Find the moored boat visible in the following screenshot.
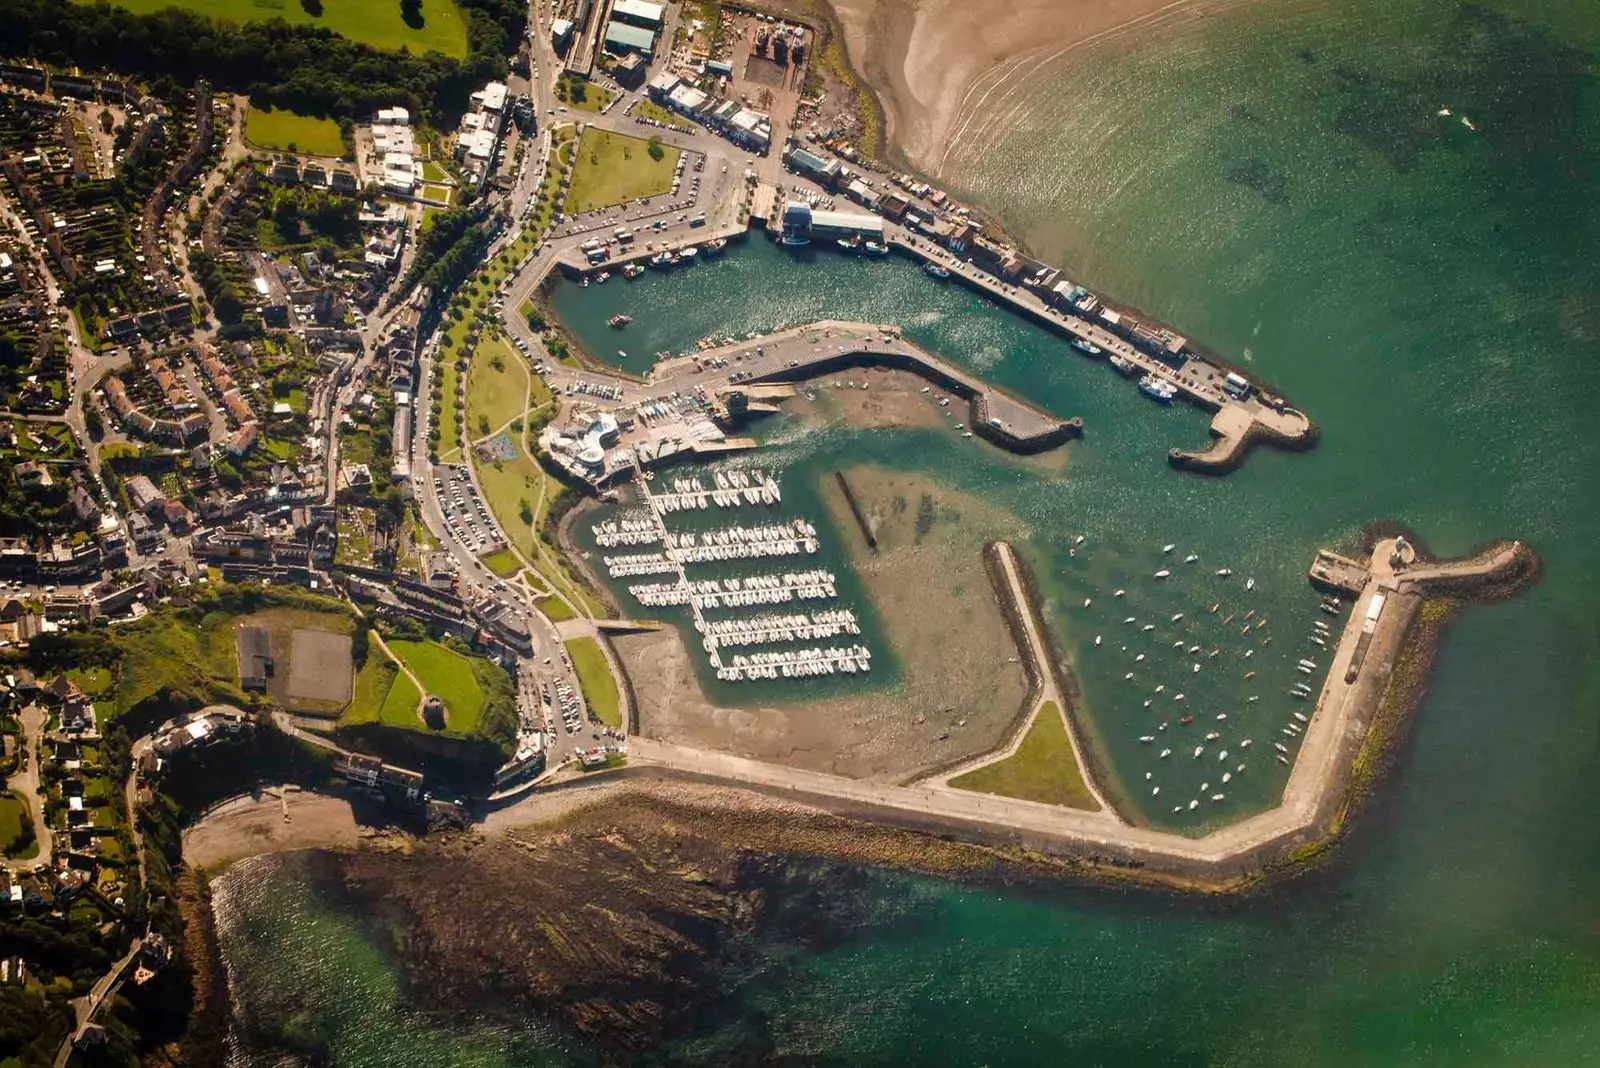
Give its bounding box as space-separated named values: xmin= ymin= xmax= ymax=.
xmin=1139 ymin=373 xmax=1178 ymax=402
xmin=1109 ymin=353 xmax=1139 ymax=376
xmin=923 ymin=262 xmax=951 ymax=279
xmin=1071 ymin=337 xmax=1104 ymax=357
xmin=607 ymin=314 xmax=632 ymax=328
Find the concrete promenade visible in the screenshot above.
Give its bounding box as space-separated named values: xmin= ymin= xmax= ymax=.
xmin=626 ymin=538 xmax=1532 ymax=876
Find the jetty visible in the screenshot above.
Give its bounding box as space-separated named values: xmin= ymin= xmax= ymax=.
xmin=873 ymin=225 xmax=1317 ymax=470
xmin=659 ymin=320 xmax=1082 ymax=453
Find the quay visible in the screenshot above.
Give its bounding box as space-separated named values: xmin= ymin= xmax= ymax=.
xmin=619 ymin=534 xmax=1536 ymax=881
xmin=541 ymin=320 xmax=1080 ymax=487
xmin=873 ymin=226 xmax=1317 ymax=471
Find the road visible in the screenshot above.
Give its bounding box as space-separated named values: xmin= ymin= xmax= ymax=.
xmin=2 ymin=705 xmax=54 ymax=873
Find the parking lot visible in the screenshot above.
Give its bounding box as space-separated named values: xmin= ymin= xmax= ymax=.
xmin=432 ymin=463 xmax=503 ymax=557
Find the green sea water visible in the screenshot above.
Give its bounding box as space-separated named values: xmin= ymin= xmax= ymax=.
xmin=215 ymin=0 xmax=1600 ymax=1062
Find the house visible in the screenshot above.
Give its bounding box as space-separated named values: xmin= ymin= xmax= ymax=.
xmin=235 ymin=625 xmax=273 ymax=691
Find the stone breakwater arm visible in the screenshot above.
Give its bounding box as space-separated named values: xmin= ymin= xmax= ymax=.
xmin=613 ymin=535 xmax=1536 ymax=887
xmin=732 ymin=321 xmax=1081 ymax=454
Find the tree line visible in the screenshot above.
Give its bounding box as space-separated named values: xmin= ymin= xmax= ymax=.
xmin=1 ymin=0 xmax=527 ymax=123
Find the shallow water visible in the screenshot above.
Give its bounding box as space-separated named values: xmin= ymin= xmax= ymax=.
xmin=219 ymin=0 xmax=1600 ymax=1061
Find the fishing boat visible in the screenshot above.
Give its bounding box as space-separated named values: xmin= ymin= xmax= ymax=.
xmin=1094 ymin=635 xmax=1102 ymax=646
xmin=922 ymin=262 xmax=951 ymax=280
xmin=1083 ymin=597 xmax=1092 ymax=608
xmin=1245 ymin=577 xmax=1256 ymax=591
xmin=1171 ymin=612 xmax=1184 ymax=622
xmin=1185 ymin=554 xmax=1199 ymax=563
xmin=1109 ymin=353 xmax=1139 ymax=376
xmin=678 ymin=246 xmax=699 ymax=263
xmin=1240 ymin=739 xmax=1252 ymax=748
xmin=650 ymin=251 xmax=674 ymax=267
xmin=1114 ymin=589 xmax=1126 ymax=598
xmin=617 ymin=349 xmax=628 ymax=359
xmin=1071 ymin=338 xmax=1104 ymax=357
xmin=607 ymin=313 xmax=632 ymax=328
xmin=1180 ymin=715 xmax=1194 ymax=725
xmin=1154 ymin=569 xmax=1171 ymax=579
xmin=1139 ymin=373 xmax=1178 ymax=403
xmin=863 ymin=240 xmax=890 ymax=256
xmin=1139 ymin=735 xmax=1154 ymax=743
xmin=1193 ymin=747 xmax=1204 ymax=759
xmin=621 ymin=263 xmax=645 ymax=279
xmin=1160 ymin=749 xmax=1171 ymax=759
xmin=1216 ymin=568 xmax=1233 ymax=577
xmin=1205 ymin=731 xmax=1220 ymax=741
xmin=705 ymin=237 xmax=728 ymax=254
xmin=594 ymin=270 xmax=611 ymax=283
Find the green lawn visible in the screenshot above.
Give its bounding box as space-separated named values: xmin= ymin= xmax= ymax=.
xmin=244 ymin=106 xmax=347 ymax=157
xmin=421 ymin=159 xmax=450 ymax=183
xmin=566 ymin=128 xmax=680 ymax=214
xmin=948 ymin=702 xmax=1100 ymax=810
xmin=113 ymin=611 xmax=242 ymax=716
xmin=340 ymin=655 xmax=398 ymax=726
xmin=537 ymin=595 xmax=575 ymax=623
xmin=465 ymin=336 xmax=529 ymax=440
xmin=377 ymin=667 xmax=422 ymax=727
xmin=91 ymin=0 xmax=469 ymax=58
xmin=66 ymin=667 xmax=113 ymax=697
xmin=557 ymin=75 xmax=614 ymax=113
xmin=0 ymin=792 xmax=36 ymax=859
xmin=480 ymin=548 xmax=521 ymax=576
xmin=387 ymin=639 xmax=484 ymax=732
xmin=564 ymin=638 xmax=620 ymax=728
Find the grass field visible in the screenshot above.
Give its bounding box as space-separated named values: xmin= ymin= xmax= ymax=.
xmin=341 ymin=655 xmax=398 ymax=726
xmin=0 ymin=792 xmax=36 ymax=859
xmin=537 ymin=595 xmax=574 ymax=622
xmin=91 ymin=0 xmax=469 ymax=58
xmin=464 ymin=336 xmax=529 ymax=440
xmin=480 ymin=548 xmax=521 ymax=576
xmin=566 ymin=128 xmax=680 ymax=214
xmin=948 ymin=702 xmax=1099 ymax=810
xmin=556 ymin=75 xmax=614 ymax=113
xmin=564 ymin=638 xmax=620 ymax=728
xmin=377 ymin=668 xmax=422 ymax=727
xmin=244 ymin=106 xmax=347 ymax=157
xmin=387 ymin=639 xmax=484 ymax=732
xmin=66 ymin=667 xmax=113 ymax=697
xmin=114 ymin=611 xmax=242 ymax=716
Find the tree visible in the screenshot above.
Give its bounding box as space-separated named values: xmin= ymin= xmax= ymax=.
xmin=477 ymin=415 xmax=489 ymax=435
xmin=518 ymin=498 xmax=532 ymax=525
xmin=647 ymin=134 xmax=664 ymax=162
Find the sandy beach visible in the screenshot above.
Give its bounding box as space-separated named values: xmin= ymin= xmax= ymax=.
xmin=825 ymin=0 xmax=1224 ymax=175
xmin=182 ymin=790 xmax=364 ymax=871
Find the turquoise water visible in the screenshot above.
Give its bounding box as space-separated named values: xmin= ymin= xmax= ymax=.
xmin=217 ymin=0 xmax=1600 ymax=1061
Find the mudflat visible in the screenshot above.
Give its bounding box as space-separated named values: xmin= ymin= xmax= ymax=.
xmin=618 ymin=466 xmax=1031 ymax=781
xmin=826 ymin=0 xmax=1223 ymax=175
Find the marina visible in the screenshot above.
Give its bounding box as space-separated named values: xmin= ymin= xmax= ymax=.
xmin=611 ymin=464 xmax=875 ymax=685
